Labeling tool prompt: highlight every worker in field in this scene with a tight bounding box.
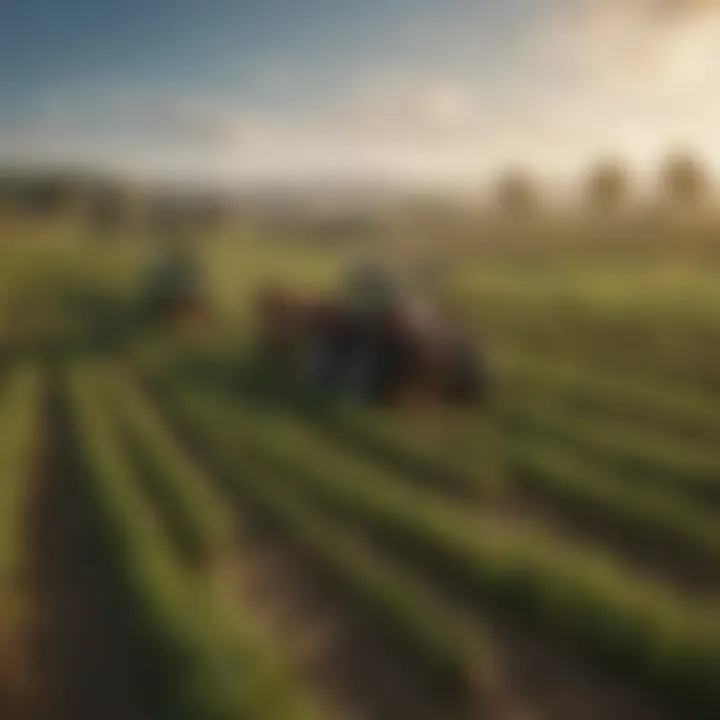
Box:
[145,228,209,327]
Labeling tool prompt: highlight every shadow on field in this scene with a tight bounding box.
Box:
[138,358,477,720]
[24,372,149,720]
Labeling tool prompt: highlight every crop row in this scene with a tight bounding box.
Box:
[275,382,720,580]
[160,377,720,717]
[482,320,720,398]
[67,364,319,720]
[138,368,529,717]
[0,364,43,702]
[209,359,720,585]
[490,394,720,507]
[140,340,720,586]
[495,349,720,445]
[100,367,234,566]
[498,433,720,573]
[319,403,720,581]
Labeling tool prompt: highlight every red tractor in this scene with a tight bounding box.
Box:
[252,281,488,407]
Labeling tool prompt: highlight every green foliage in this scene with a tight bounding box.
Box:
[67,364,320,720]
[496,350,720,446]
[497,395,720,505]
[100,365,234,565]
[0,365,42,617]
[503,434,720,565]
[162,381,720,716]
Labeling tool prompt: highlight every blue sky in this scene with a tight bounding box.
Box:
[2,0,720,185]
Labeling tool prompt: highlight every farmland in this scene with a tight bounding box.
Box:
[1,221,720,720]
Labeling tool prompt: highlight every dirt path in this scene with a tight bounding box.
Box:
[226,513,479,720]
[23,378,149,720]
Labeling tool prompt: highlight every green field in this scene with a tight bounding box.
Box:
[1,220,719,720]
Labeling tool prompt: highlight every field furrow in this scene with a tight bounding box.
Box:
[151,367,689,720]
[25,369,149,720]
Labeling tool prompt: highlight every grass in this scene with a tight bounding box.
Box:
[0,363,43,706]
[100,365,234,566]
[494,396,720,505]
[67,362,321,720]
[157,375,720,717]
[141,367,530,716]
[495,349,720,445]
[3,222,720,719]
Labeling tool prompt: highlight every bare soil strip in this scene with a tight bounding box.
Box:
[228,514,474,720]
[24,376,148,720]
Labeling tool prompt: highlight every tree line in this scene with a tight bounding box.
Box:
[0,150,716,236]
[495,151,712,214]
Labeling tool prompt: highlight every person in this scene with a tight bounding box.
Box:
[146,234,206,323]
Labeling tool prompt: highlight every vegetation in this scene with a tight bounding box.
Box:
[1,200,720,718]
[67,363,321,720]
[151,378,720,715]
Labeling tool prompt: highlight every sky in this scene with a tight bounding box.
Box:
[2,0,720,187]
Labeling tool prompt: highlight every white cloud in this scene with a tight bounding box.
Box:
[520,0,720,166]
[7,0,720,186]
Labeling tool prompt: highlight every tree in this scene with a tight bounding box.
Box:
[659,151,710,208]
[495,168,540,215]
[585,157,630,212]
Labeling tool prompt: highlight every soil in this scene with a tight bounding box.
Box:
[138,367,681,720]
[23,377,149,720]
[228,516,476,720]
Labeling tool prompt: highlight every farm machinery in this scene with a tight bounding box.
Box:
[142,240,212,330]
[252,262,489,407]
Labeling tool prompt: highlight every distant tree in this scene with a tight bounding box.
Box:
[585,157,631,212]
[495,168,540,215]
[659,151,710,208]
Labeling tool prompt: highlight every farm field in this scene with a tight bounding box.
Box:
[1,228,720,720]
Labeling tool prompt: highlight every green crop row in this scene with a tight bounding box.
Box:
[496,349,720,445]
[100,365,234,566]
[135,332,720,575]
[231,364,507,502]
[67,364,320,720]
[0,365,42,588]
[303,400,720,583]
[501,434,720,572]
[493,395,720,506]
[143,373,534,717]
[0,362,42,685]
[292,389,720,581]
[163,379,720,717]
[480,316,720,399]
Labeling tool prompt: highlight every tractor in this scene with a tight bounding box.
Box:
[252,261,489,407]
